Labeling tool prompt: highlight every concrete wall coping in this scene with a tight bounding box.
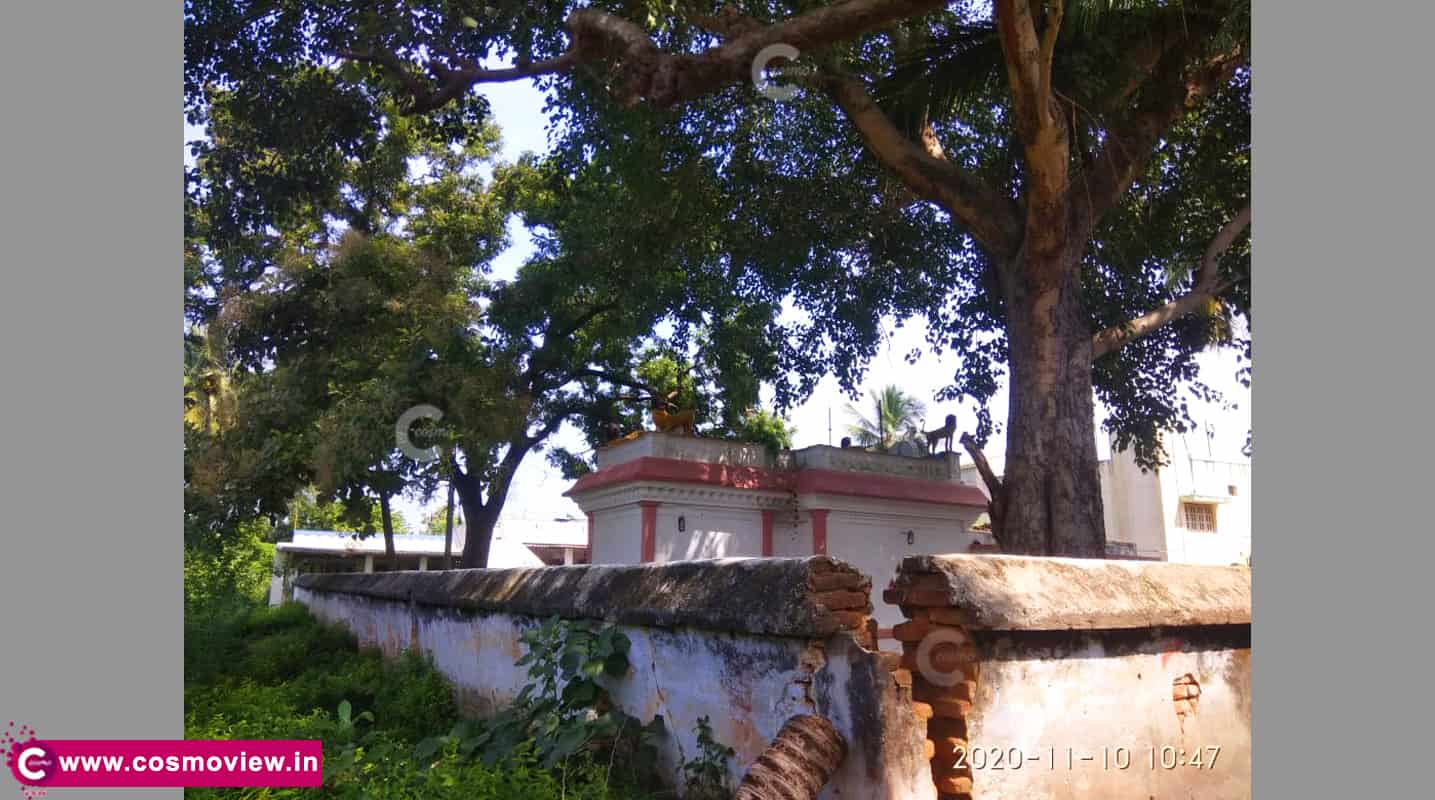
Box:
[896,553,1251,630]
[596,432,778,471]
[792,445,962,483]
[293,556,869,639]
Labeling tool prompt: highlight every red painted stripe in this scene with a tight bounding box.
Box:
[795,468,989,507]
[811,509,829,556]
[761,510,775,557]
[639,501,659,563]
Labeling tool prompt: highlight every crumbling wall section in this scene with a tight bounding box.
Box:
[294,557,934,800]
[887,554,1252,800]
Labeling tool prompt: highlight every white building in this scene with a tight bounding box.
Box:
[268,514,589,606]
[564,432,993,637]
[961,430,1252,566]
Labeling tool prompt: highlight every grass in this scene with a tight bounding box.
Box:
[184,602,660,800]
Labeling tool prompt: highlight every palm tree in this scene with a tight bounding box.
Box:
[183,326,237,435]
[845,385,927,452]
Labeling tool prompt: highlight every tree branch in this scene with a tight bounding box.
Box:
[351,0,949,113]
[523,302,621,390]
[994,0,1069,257]
[960,432,1005,549]
[824,74,1022,260]
[994,0,1044,125]
[1091,203,1250,359]
[527,408,577,447]
[568,368,657,395]
[1037,0,1063,106]
[549,301,620,343]
[1072,30,1245,238]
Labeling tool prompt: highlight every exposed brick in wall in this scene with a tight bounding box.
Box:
[804,558,875,649]
[886,554,1252,800]
[886,573,982,800]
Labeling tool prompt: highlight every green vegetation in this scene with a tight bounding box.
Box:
[844,385,928,453]
[683,717,737,800]
[185,603,668,800]
[184,516,273,621]
[183,535,733,800]
[286,488,413,536]
[422,505,462,537]
[732,408,796,457]
[184,89,788,569]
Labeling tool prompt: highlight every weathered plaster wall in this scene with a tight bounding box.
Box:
[292,549,1253,800]
[768,509,812,558]
[293,558,935,800]
[653,504,764,561]
[886,554,1252,800]
[591,505,642,564]
[962,630,1250,800]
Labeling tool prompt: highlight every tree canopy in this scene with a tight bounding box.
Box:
[185,0,1251,557]
[185,46,791,565]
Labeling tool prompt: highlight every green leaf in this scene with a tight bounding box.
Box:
[559,648,584,675]
[413,736,443,762]
[562,679,599,706]
[549,726,590,761]
[603,653,630,677]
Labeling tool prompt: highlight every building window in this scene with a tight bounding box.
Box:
[1179,501,1218,532]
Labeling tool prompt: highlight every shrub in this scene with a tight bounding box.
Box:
[184,517,273,618]
[185,604,665,800]
[731,408,795,455]
[684,716,737,800]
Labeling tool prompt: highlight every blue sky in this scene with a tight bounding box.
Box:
[186,77,1252,528]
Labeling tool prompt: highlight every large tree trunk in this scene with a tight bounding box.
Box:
[456,494,505,569]
[453,479,492,569]
[997,246,1107,557]
[442,480,455,570]
[453,443,528,569]
[379,491,397,569]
